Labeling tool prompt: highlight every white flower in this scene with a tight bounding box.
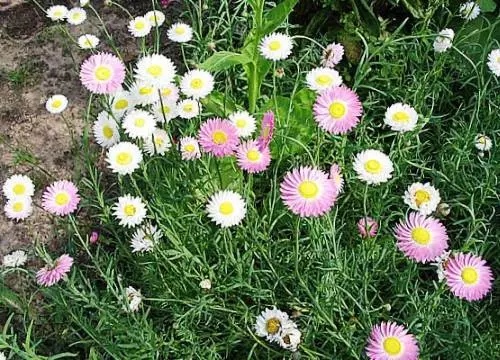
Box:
[145,10,165,27]
[66,7,86,25]
[135,54,176,88]
[167,23,193,43]
[199,279,212,290]
[106,142,143,175]
[228,111,256,138]
[110,90,133,118]
[4,196,33,221]
[180,70,214,99]
[305,67,342,92]
[433,28,454,53]
[474,134,492,151]
[131,223,162,253]
[177,99,200,119]
[152,100,178,123]
[144,128,172,156]
[460,1,480,21]
[255,307,291,343]
[125,286,143,312]
[130,82,158,106]
[179,136,201,160]
[156,83,180,103]
[431,250,451,282]
[3,175,35,200]
[113,195,147,228]
[384,103,419,132]
[45,95,68,114]
[353,149,394,185]
[259,33,293,61]
[78,34,99,49]
[93,111,120,148]
[46,5,68,21]
[278,325,301,352]
[128,16,152,37]
[487,49,500,76]
[122,110,156,140]
[80,0,90,6]
[403,182,441,215]
[0,352,6,360]
[206,190,246,228]
[3,250,28,268]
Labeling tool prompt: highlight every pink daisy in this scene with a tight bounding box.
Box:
[198,118,239,157]
[313,86,363,134]
[365,321,419,360]
[42,180,80,216]
[444,252,493,301]
[358,217,378,238]
[36,254,73,287]
[280,166,337,217]
[329,163,344,194]
[236,140,271,173]
[322,42,344,68]
[394,212,449,263]
[257,111,275,151]
[80,52,126,94]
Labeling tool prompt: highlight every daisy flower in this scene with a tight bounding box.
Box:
[66,8,86,25]
[474,134,492,151]
[125,286,143,312]
[321,42,344,67]
[206,190,246,228]
[167,22,193,43]
[279,326,302,352]
[179,136,201,160]
[135,54,176,88]
[157,83,180,103]
[93,111,120,148]
[129,82,158,106]
[487,49,500,76]
[180,69,215,99]
[459,1,480,21]
[198,118,239,157]
[113,195,147,228]
[78,34,99,50]
[122,110,156,140]
[106,142,143,175]
[306,67,342,92]
[353,149,393,185]
[433,29,454,53]
[131,223,163,253]
[145,10,165,26]
[394,212,449,263]
[384,103,418,132]
[280,166,337,217]
[229,111,256,138]
[236,140,271,174]
[403,182,440,215]
[128,16,152,37]
[2,250,27,268]
[358,217,378,238]
[313,86,363,134]
[431,250,451,282]
[143,128,172,156]
[36,254,73,287]
[3,174,35,200]
[45,94,68,114]
[257,111,275,150]
[365,321,419,360]
[110,90,133,118]
[260,33,293,61]
[255,307,293,343]
[80,53,126,94]
[46,5,68,21]
[177,99,201,119]
[4,197,32,221]
[152,100,178,123]
[329,163,344,194]
[444,252,494,301]
[42,180,80,216]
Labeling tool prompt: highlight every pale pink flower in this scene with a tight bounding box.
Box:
[42,180,80,216]
[257,111,275,151]
[236,140,271,174]
[198,118,239,157]
[358,217,378,238]
[322,42,344,68]
[36,254,73,287]
[365,321,419,360]
[80,53,126,94]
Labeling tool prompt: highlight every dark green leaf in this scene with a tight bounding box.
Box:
[478,0,496,12]
[199,51,251,72]
[201,91,237,117]
[262,0,299,35]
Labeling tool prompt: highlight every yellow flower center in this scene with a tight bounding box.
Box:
[183,104,193,112]
[190,78,203,90]
[219,201,234,215]
[411,227,431,245]
[115,99,128,110]
[55,192,70,206]
[316,74,333,86]
[461,267,479,285]
[162,88,172,96]
[414,189,430,207]
[496,56,500,63]
[478,136,486,144]
[265,318,281,335]
[364,159,382,174]
[246,149,260,162]
[124,204,136,216]
[175,26,185,35]
[102,125,114,139]
[236,119,246,128]
[328,101,346,119]
[116,152,132,165]
[13,184,26,196]
[393,111,410,123]
[95,66,111,81]
[84,39,93,47]
[54,10,63,17]
[147,65,162,77]
[13,202,24,212]
[52,99,62,108]
[135,21,145,30]
[269,40,281,51]
[212,131,227,145]
[383,337,402,356]
[298,181,319,199]
[139,87,153,95]
[162,105,171,114]
[134,118,145,128]
[155,137,164,146]
[72,13,81,20]
[184,144,195,152]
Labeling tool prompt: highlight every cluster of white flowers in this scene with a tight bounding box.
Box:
[2,174,35,221]
[3,250,28,268]
[255,307,301,352]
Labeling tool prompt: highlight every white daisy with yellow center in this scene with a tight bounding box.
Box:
[122,109,156,140]
[130,81,158,106]
[128,16,152,38]
[156,83,180,103]
[403,182,441,215]
[66,7,87,25]
[135,54,176,88]
[459,1,480,21]
[474,134,492,151]
[179,136,201,160]
[384,103,418,132]
[106,142,143,175]
[45,94,68,114]
[353,149,394,185]
[259,33,293,61]
[113,194,147,228]
[92,111,120,148]
[77,34,99,50]
[145,10,165,27]
[131,223,163,253]
[177,99,200,119]
[206,190,246,228]
[254,307,291,342]
[46,5,68,21]
[144,128,172,156]
[306,67,343,92]
[4,196,33,221]
[167,23,193,43]
[2,175,35,200]
[180,69,215,99]
[110,90,132,118]
[228,111,256,138]
[487,49,500,77]
[152,99,178,123]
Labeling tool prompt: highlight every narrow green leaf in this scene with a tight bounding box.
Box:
[201,91,237,117]
[262,0,299,35]
[199,51,251,72]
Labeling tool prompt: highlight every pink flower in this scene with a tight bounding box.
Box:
[198,118,239,157]
[42,180,80,216]
[322,42,344,68]
[358,217,378,238]
[80,53,126,94]
[236,140,271,174]
[444,253,493,301]
[329,163,344,194]
[36,254,73,287]
[90,231,99,244]
[394,212,449,263]
[257,111,275,151]
[313,86,363,135]
[280,166,337,217]
[365,321,419,360]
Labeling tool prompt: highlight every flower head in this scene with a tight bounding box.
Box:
[153,99,178,123]
[236,140,271,174]
[353,149,394,185]
[206,191,246,228]
[46,5,68,21]
[46,95,68,114]
[106,142,143,175]
[89,231,99,244]
[329,164,344,195]
[255,307,292,343]
[487,49,500,76]
[403,182,441,215]
[145,10,165,27]
[180,70,214,99]
[3,174,35,200]
[78,34,99,49]
[434,29,454,53]
[279,326,301,352]
[36,254,73,287]
[257,111,275,150]
[42,180,80,216]
[474,134,492,151]
[431,250,451,282]
[4,197,32,221]
[110,90,133,118]
[358,217,378,238]
[144,128,172,156]
[129,82,158,106]
[125,286,143,312]
[365,321,419,360]
[157,83,180,103]
[80,53,126,94]
[135,54,176,88]
[384,103,418,132]
[122,110,156,140]
[93,111,120,148]
[179,136,201,160]
[460,1,480,21]
[306,67,342,92]
[167,23,193,43]
[177,99,200,119]
[131,223,163,253]
[198,118,239,157]
[229,111,256,138]
[113,195,147,228]
[129,16,152,37]
[66,7,86,25]
[3,250,27,268]
[259,33,293,61]
[321,42,344,67]
[199,279,212,290]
